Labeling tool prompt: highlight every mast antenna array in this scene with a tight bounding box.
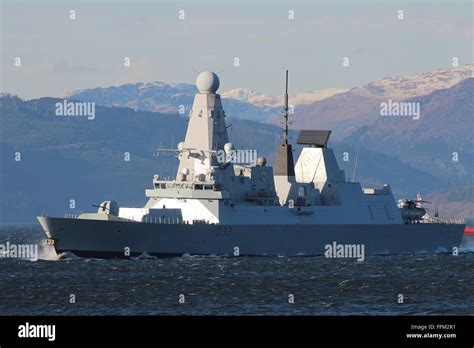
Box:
[283,70,289,144]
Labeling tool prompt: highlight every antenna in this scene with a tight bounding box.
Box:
[172,133,177,176]
[351,142,360,182]
[283,70,289,144]
[275,69,295,177]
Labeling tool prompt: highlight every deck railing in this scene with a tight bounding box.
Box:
[420,217,465,224]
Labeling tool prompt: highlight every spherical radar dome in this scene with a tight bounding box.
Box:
[257,156,267,167]
[196,71,220,94]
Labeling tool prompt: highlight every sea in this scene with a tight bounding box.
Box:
[0,224,473,316]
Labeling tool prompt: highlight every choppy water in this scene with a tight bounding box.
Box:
[0,224,473,315]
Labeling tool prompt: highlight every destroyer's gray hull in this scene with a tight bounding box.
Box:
[37,216,465,258]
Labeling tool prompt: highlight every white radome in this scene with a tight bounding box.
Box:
[224,142,234,154]
[196,71,220,94]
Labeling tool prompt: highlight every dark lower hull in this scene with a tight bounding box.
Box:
[38,216,465,259]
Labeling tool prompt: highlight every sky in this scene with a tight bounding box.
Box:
[1,0,472,99]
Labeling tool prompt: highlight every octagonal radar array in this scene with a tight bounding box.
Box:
[196,71,220,94]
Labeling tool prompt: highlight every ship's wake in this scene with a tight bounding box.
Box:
[131,252,157,260]
[37,244,59,260]
[37,244,81,261]
[460,236,474,253]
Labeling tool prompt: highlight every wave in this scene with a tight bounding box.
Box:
[460,236,474,253]
[131,251,157,260]
[37,245,82,261]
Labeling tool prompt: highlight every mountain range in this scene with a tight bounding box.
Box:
[346,78,474,183]
[66,82,276,121]
[276,64,474,139]
[67,64,473,128]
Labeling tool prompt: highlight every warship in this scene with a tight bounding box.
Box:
[37,71,465,258]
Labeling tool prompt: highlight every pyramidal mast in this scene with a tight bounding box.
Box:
[175,71,233,186]
[274,70,296,205]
